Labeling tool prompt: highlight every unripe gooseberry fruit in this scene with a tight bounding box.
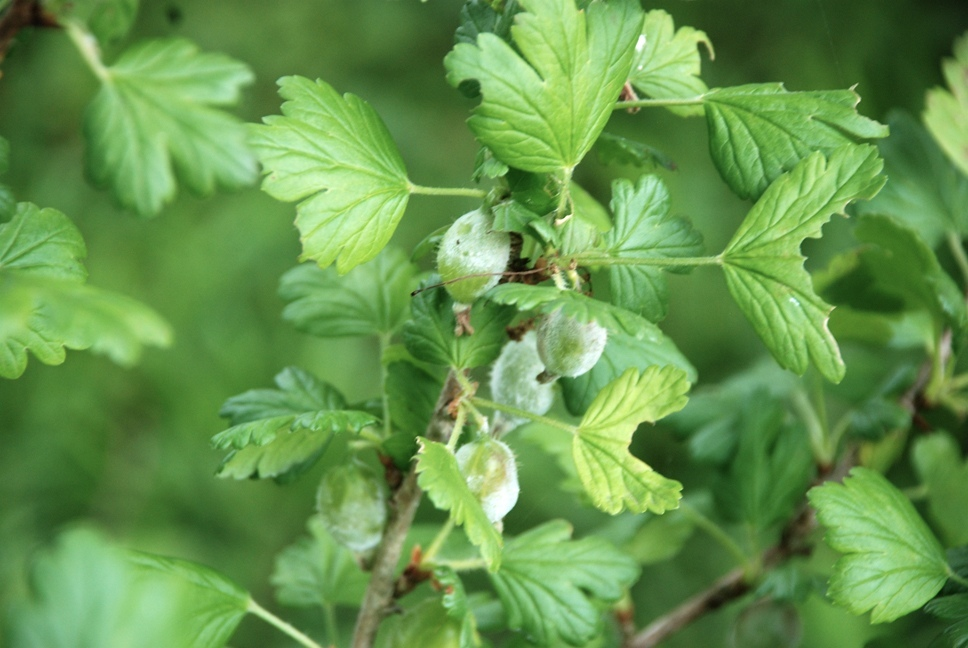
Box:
[384,599,461,648]
[316,462,387,553]
[436,209,511,307]
[535,308,608,379]
[489,331,555,433]
[455,437,519,524]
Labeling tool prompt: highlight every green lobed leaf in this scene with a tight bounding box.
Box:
[573,366,689,514]
[628,9,713,117]
[488,519,639,646]
[415,439,503,571]
[45,0,138,44]
[384,356,443,463]
[279,247,418,338]
[721,145,886,383]
[403,278,515,369]
[10,528,248,648]
[857,111,968,247]
[445,0,643,173]
[250,76,410,273]
[807,466,949,623]
[455,0,521,47]
[924,32,968,177]
[559,328,695,416]
[715,394,814,530]
[703,84,888,200]
[85,38,255,216]
[0,203,171,378]
[487,283,666,340]
[270,516,369,608]
[600,176,703,322]
[125,552,250,648]
[912,432,968,547]
[213,367,377,481]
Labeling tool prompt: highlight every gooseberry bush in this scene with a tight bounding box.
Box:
[4,0,968,647]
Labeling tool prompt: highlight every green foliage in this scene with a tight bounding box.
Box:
[270,516,369,607]
[279,247,418,338]
[10,529,248,648]
[250,76,411,273]
[924,32,968,177]
[715,395,813,530]
[0,203,171,378]
[703,85,888,200]
[445,0,643,173]
[628,9,712,116]
[404,280,515,369]
[573,366,689,514]
[721,144,885,382]
[858,111,968,247]
[808,467,950,623]
[85,38,256,217]
[415,439,503,571]
[600,175,703,322]
[488,520,639,646]
[10,1,965,647]
[212,366,378,481]
[912,432,968,547]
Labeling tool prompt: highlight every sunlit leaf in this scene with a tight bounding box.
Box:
[628,9,712,117]
[924,33,968,177]
[415,439,503,571]
[721,145,885,382]
[85,39,255,216]
[250,76,410,273]
[574,366,689,514]
[445,0,643,172]
[703,84,888,199]
[808,467,949,623]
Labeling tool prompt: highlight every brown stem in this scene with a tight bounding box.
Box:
[350,371,460,648]
[0,0,57,72]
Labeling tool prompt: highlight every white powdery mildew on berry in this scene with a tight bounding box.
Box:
[437,208,511,306]
[455,438,520,524]
[536,308,608,378]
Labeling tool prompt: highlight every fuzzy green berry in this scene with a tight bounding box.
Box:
[455,437,519,524]
[316,462,387,553]
[535,308,608,379]
[436,208,511,307]
[489,331,555,433]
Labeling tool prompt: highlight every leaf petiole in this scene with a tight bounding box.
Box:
[572,254,722,269]
[63,20,110,82]
[470,396,577,435]
[614,95,705,111]
[420,517,456,567]
[248,598,326,648]
[678,501,751,572]
[408,183,488,199]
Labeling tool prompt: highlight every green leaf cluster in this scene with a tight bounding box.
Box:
[925,32,968,177]
[489,520,638,646]
[10,528,248,648]
[84,38,256,216]
[0,203,171,378]
[445,0,643,173]
[212,366,378,481]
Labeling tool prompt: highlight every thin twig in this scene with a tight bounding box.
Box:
[350,371,460,648]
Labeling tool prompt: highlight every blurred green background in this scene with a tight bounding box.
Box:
[0,1,966,646]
